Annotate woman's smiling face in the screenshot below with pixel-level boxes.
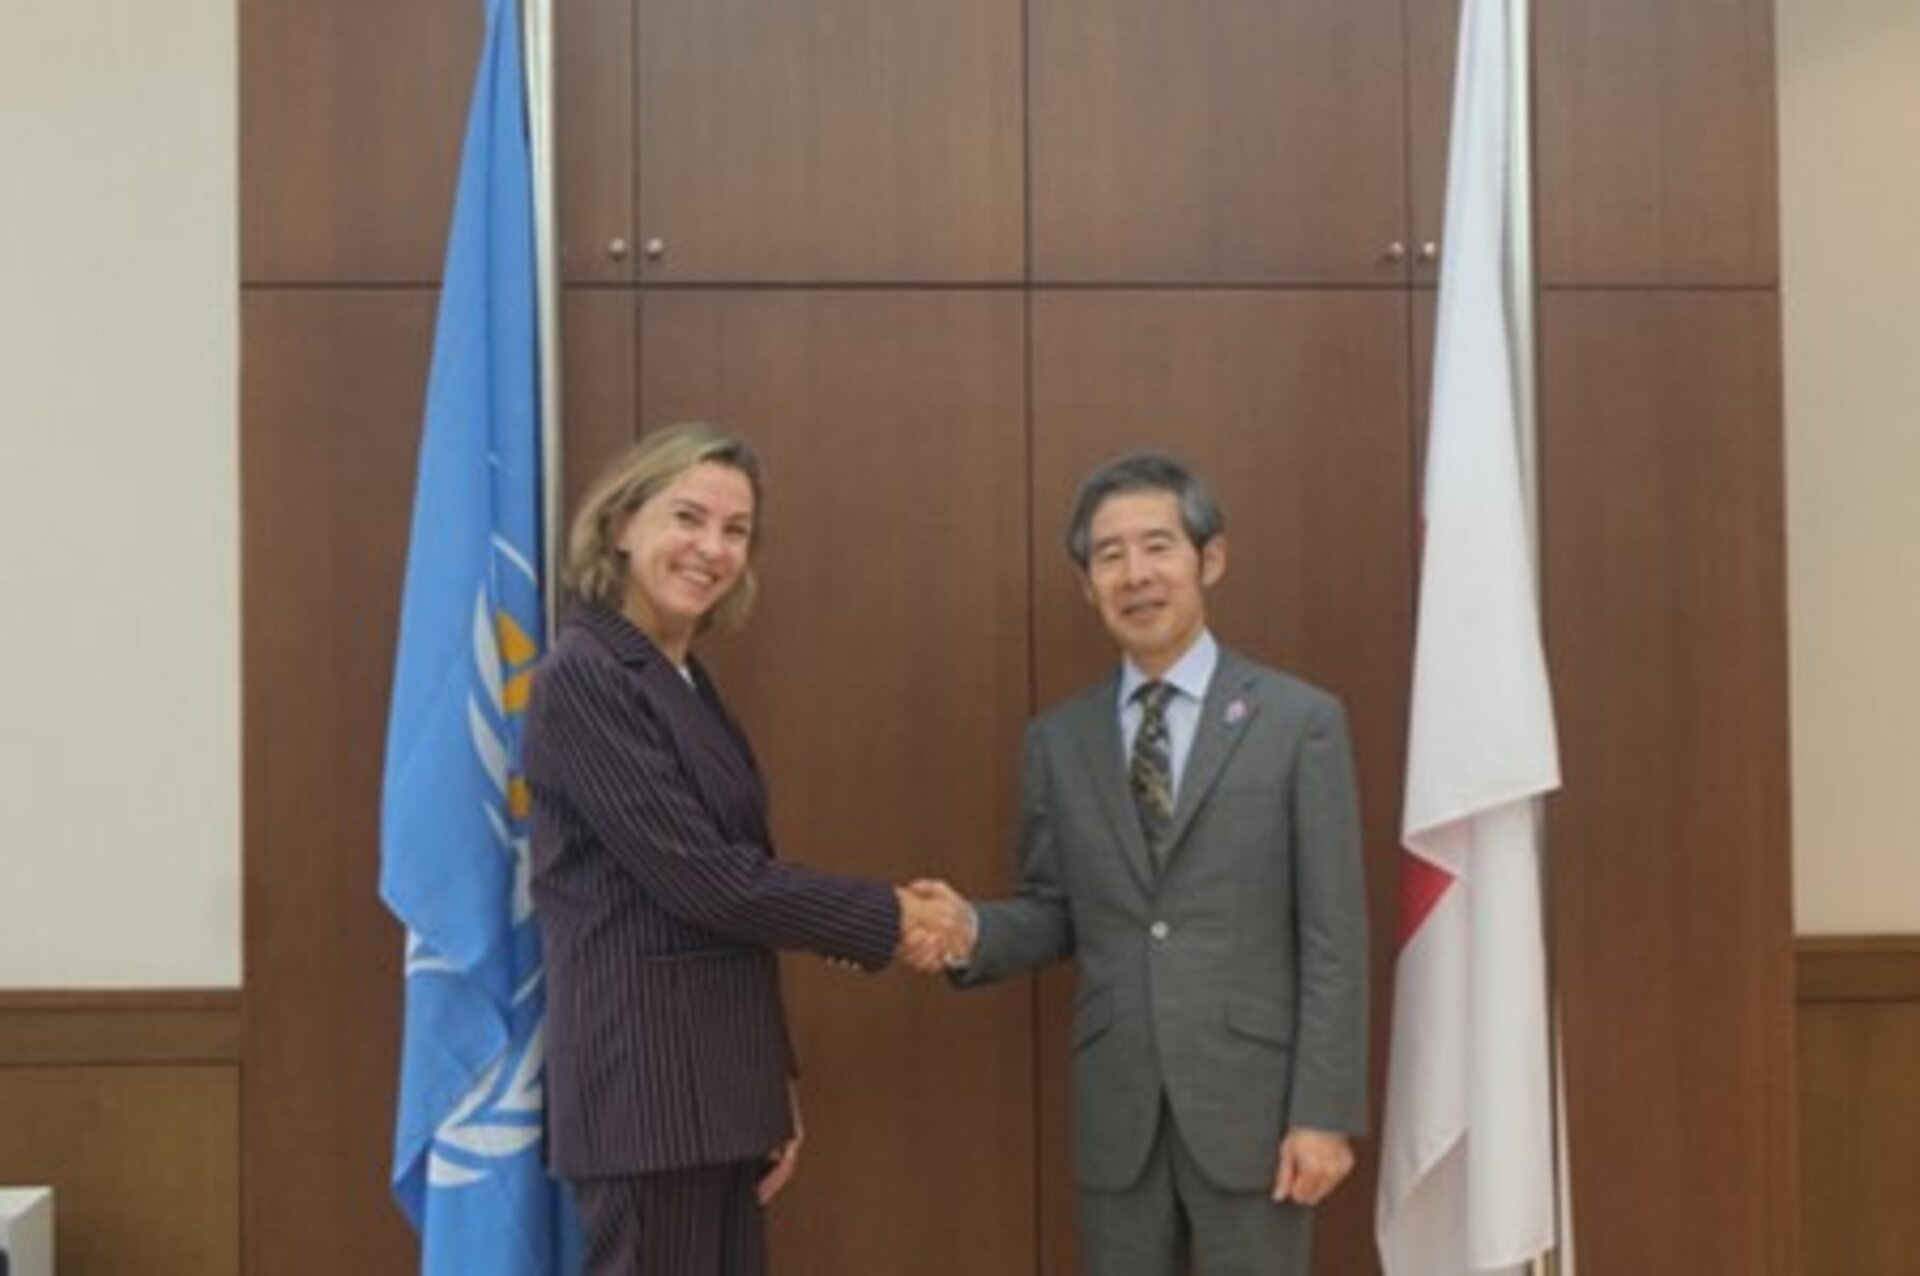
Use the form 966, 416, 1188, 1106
614, 460, 756, 657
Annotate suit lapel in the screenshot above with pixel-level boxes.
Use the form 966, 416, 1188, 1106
685, 658, 761, 778
1161, 651, 1260, 863
1070, 679, 1159, 894
577, 604, 770, 845
647, 659, 769, 844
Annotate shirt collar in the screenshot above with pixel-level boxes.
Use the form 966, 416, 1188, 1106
1119, 630, 1218, 709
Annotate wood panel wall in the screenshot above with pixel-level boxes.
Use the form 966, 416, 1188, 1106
1798, 937, 1920, 1276
1028, 291, 1415, 1276
239, 3, 480, 1272
1540, 292, 1796, 1273
637, 290, 1039, 1271
1029, 0, 1407, 282
236, 0, 1801, 1272
240, 291, 435, 1275
0, 992, 240, 1276
240, 2, 477, 283
1535, 0, 1797, 1270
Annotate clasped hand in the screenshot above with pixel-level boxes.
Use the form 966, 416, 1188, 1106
893, 879, 974, 973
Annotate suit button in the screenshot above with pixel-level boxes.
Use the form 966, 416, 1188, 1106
1149, 921, 1169, 940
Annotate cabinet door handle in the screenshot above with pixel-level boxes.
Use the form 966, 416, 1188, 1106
644, 237, 667, 261
606, 237, 630, 261
1382, 240, 1408, 265
1419, 241, 1440, 264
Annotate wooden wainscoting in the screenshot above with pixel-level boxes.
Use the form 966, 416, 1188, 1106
0, 990, 240, 1276
1799, 936, 1920, 1276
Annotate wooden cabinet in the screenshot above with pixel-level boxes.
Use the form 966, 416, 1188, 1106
555, 0, 635, 283
1407, 0, 1464, 287
241, 1, 477, 282
560, 0, 1458, 286
1030, 0, 1413, 283
241, 290, 433, 1274
550, 6, 1451, 1268
557, 289, 639, 514
1536, 0, 1779, 284
560, 0, 1024, 282
238, 0, 1795, 1271
1541, 290, 1795, 1274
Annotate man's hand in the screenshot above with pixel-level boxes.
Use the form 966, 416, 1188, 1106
1271, 1128, 1354, 1206
894, 879, 976, 972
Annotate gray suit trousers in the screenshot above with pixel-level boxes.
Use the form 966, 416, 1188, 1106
1079, 1103, 1312, 1276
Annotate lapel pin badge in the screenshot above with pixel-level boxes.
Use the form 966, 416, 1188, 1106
1224, 698, 1247, 726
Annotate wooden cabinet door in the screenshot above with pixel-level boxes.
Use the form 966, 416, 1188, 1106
558, 288, 640, 510
241, 290, 434, 1275
637, 290, 1037, 1274
556, 0, 636, 283
241, 1, 477, 283
1406, 0, 1464, 288
1030, 289, 1416, 1274
627, 0, 1024, 282
1030, 0, 1409, 284
1542, 291, 1795, 1274
1536, 0, 1779, 284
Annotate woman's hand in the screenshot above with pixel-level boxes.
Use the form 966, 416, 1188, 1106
757, 1080, 805, 1205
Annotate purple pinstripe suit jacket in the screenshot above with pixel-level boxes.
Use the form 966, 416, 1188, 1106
524, 604, 900, 1178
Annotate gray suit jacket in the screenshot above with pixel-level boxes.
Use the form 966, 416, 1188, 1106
960, 647, 1368, 1193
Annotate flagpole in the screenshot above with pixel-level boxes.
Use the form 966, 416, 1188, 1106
521, 0, 563, 643
1505, 1, 1573, 1274
1509, 0, 1537, 543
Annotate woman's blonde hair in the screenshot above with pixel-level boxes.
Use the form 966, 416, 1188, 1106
564, 423, 764, 632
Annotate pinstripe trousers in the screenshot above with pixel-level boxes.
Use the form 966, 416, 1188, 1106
573, 1162, 768, 1276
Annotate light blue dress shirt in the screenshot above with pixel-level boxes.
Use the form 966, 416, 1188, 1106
1117, 629, 1219, 804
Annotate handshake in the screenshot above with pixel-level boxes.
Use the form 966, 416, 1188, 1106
892, 880, 976, 974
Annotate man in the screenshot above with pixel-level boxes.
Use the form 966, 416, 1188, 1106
918, 451, 1369, 1275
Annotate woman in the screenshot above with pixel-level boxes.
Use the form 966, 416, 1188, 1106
524, 424, 941, 1275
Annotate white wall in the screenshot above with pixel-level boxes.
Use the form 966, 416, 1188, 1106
0, 3, 239, 985
1779, 0, 1920, 933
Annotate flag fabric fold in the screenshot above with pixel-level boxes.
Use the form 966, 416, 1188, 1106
1376, 0, 1562, 1272
378, 0, 575, 1270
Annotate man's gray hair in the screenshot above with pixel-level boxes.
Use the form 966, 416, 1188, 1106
1063, 450, 1225, 570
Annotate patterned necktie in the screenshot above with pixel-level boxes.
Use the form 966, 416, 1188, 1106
1128, 680, 1176, 848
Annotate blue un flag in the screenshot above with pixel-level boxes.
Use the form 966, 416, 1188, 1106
379, 0, 578, 1270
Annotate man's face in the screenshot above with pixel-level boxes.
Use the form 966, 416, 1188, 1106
1080, 489, 1226, 676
